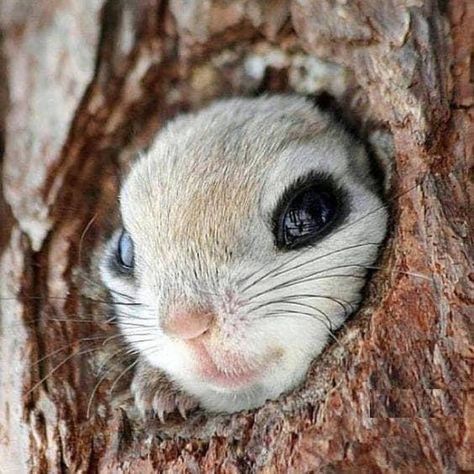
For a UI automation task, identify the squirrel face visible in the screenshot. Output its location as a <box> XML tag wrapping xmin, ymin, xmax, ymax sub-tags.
<box><xmin>101</xmin><ymin>96</ymin><xmax>388</xmax><ymax>413</ymax></box>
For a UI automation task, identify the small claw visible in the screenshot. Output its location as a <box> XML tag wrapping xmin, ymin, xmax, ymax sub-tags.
<box><xmin>133</xmin><ymin>394</ymin><xmax>148</xmax><ymax>417</ymax></box>
<box><xmin>177</xmin><ymin>401</ymin><xmax>188</xmax><ymax>420</ymax></box>
<box><xmin>130</xmin><ymin>363</ymin><xmax>198</xmax><ymax>422</ymax></box>
<box><xmin>156</xmin><ymin>408</ymin><xmax>166</xmax><ymax>424</ymax></box>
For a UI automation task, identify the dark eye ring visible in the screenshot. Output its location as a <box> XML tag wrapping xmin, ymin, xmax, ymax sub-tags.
<box><xmin>274</xmin><ymin>175</ymin><xmax>342</xmax><ymax>250</ymax></box>
<box><xmin>116</xmin><ymin>229</ymin><xmax>135</xmax><ymax>270</ymax></box>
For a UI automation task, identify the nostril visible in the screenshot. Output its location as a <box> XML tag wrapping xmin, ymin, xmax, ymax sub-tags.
<box><xmin>164</xmin><ymin>307</ymin><xmax>214</xmax><ymax>340</ymax></box>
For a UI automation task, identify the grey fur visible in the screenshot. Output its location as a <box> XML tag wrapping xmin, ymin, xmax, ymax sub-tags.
<box><xmin>101</xmin><ymin>95</ymin><xmax>388</xmax><ymax>415</ymax></box>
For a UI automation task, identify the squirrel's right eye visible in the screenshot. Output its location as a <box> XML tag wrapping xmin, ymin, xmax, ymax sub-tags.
<box><xmin>117</xmin><ymin>230</ymin><xmax>135</xmax><ymax>270</ymax></box>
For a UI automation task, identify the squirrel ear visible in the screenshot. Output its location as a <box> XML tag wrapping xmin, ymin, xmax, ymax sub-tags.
<box><xmin>307</xmin><ymin>91</ymin><xmax>337</xmax><ymax>111</ymax></box>
<box><xmin>367</xmin><ymin>129</ymin><xmax>395</xmax><ymax>197</ymax></box>
<box><xmin>307</xmin><ymin>92</ymin><xmax>362</xmax><ymax>143</ymax></box>
<box><xmin>308</xmin><ymin>92</ymin><xmax>394</xmax><ymax>197</ymax></box>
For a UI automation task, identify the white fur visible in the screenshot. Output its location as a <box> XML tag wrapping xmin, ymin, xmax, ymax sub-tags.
<box><xmin>101</xmin><ymin>96</ymin><xmax>388</xmax><ymax>413</ymax></box>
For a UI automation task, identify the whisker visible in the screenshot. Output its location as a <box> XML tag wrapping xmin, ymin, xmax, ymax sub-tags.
<box><xmin>262</xmin><ymin>310</ymin><xmax>344</xmax><ymax>347</ymax></box>
<box><xmin>30</xmin><ymin>336</ymin><xmax>114</xmax><ymax>367</ymax></box>
<box><xmin>114</xmin><ymin>315</ymin><xmax>157</xmax><ymax>329</ymax></box>
<box><xmin>247</xmin><ymin>262</ymin><xmax>432</xmax><ymax>304</ymax></box>
<box><xmin>86</xmin><ymin>346</ymin><xmax>139</xmax><ymax>418</ymax></box>
<box><xmin>100</xmin><ymin>331</ymin><xmax>152</xmax><ymax>346</ymax></box>
<box><xmin>283</xmin><ymin>294</ymin><xmax>355</xmax><ymax>315</ymax></box>
<box><xmin>26</xmin><ymin>347</ymin><xmax>99</xmax><ymax>397</ymax></box>
<box><xmin>250</xmin><ymin>298</ymin><xmax>337</xmax><ymax>332</ymax></box>
<box><xmin>240</xmin><ymin>242</ymin><xmax>380</xmax><ymax>295</ymax></box>
<box><xmin>108</xmin><ymin>358</ymin><xmax>141</xmax><ymax>396</ymax></box>
<box><xmin>78</xmin><ymin>213</ymin><xmax>99</xmax><ymax>267</ymax></box>
<box><xmin>246</xmin><ymin>270</ymin><xmax>366</xmax><ymax>302</ymax></box>
<box><xmin>77</xmin><ymin>273</ymin><xmax>135</xmax><ymax>302</ymax></box>
<box><xmin>2</xmin><ymin>315</ymin><xmax>156</xmax><ymax>332</ymax></box>
<box><xmin>265</xmin><ymin>244</ymin><xmax>380</xmax><ymax>283</ymax></box>
<box><xmin>0</xmin><ymin>295</ymin><xmax>141</xmax><ymax>306</ymax></box>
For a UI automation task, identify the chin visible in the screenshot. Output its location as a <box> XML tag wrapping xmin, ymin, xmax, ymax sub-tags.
<box><xmin>142</xmin><ymin>331</ymin><xmax>324</xmax><ymax>413</ymax></box>
<box><xmin>175</xmin><ymin>354</ymin><xmax>311</xmax><ymax>414</ymax></box>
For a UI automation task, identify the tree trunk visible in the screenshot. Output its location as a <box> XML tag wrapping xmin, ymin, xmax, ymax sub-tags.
<box><xmin>0</xmin><ymin>1</ymin><xmax>472</xmax><ymax>472</ymax></box>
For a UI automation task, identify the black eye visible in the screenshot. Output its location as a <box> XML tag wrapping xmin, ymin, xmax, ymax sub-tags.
<box><xmin>274</xmin><ymin>174</ymin><xmax>344</xmax><ymax>250</ymax></box>
<box><xmin>117</xmin><ymin>230</ymin><xmax>135</xmax><ymax>270</ymax></box>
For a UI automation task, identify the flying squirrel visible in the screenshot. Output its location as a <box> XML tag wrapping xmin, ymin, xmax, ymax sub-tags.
<box><xmin>100</xmin><ymin>95</ymin><xmax>388</xmax><ymax>418</ymax></box>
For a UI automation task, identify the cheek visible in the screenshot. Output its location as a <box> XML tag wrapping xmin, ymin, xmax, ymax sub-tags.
<box><xmin>146</xmin><ymin>339</ymin><xmax>198</xmax><ymax>378</ymax></box>
<box><xmin>241</xmin><ymin>316</ymin><xmax>328</xmax><ymax>359</ymax></box>
<box><xmin>108</xmin><ymin>280</ymin><xmax>138</xmax><ymax>303</ymax></box>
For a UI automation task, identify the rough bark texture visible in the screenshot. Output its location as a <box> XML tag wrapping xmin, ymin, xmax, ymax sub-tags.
<box><xmin>0</xmin><ymin>0</ymin><xmax>472</xmax><ymax>472</ymax></box>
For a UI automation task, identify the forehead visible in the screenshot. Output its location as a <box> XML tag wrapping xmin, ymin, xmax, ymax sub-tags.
<box><xmin>120</xmin><ymin>97</ymin><xmax>336</xmax><ymax>254</ymax></box>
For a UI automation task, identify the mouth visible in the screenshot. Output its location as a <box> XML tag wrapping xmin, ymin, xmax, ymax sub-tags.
<box><xmin>190</xmin><ymin>341</ymin><xmax>265</xmax><ymax>390</ymax></box>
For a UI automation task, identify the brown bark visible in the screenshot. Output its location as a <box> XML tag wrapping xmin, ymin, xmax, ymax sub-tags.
<box><xmin>0</xmin><ymin>0</ymin><xmax>472</xmax><ymax>472</ymax></box>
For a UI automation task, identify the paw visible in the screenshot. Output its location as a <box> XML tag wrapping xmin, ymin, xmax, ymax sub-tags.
<box><xmin>131</xmin><ymin>360</ymin><xmax>198</xmax><ymax>422</ymax></box>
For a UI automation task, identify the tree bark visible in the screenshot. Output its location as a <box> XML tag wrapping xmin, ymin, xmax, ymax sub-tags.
<box><xmin>0</xmin><ymin>0</ymin><xmax>472</xmax><ymax>472</ymax></box>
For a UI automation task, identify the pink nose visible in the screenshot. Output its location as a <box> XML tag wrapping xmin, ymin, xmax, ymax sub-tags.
<box><xmin>164</xmin><ymin>307</ymin><xmax>214</xmax><ymax>340</ymax></box>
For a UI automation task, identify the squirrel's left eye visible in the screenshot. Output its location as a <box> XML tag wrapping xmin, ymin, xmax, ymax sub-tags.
<box><xmin>117</xmin><ymin>230</ymin><xmax>135</xmax><ymax>270</ymax></box>
<box><xmin>274</xmin><ymin>175</ymin><xmax>343</xmax><ymax>251</ymax></box>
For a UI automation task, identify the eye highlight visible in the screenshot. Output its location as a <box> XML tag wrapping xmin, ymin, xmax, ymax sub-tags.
<box><xmin>116</xmin><ymin>229</ymin><xmax>135</xmax><ymax>270</ymax></box>
<box><xmin>273</xmin><ymin>173</ymin><xmax>345</xmax><ymax>250</ymax></box>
